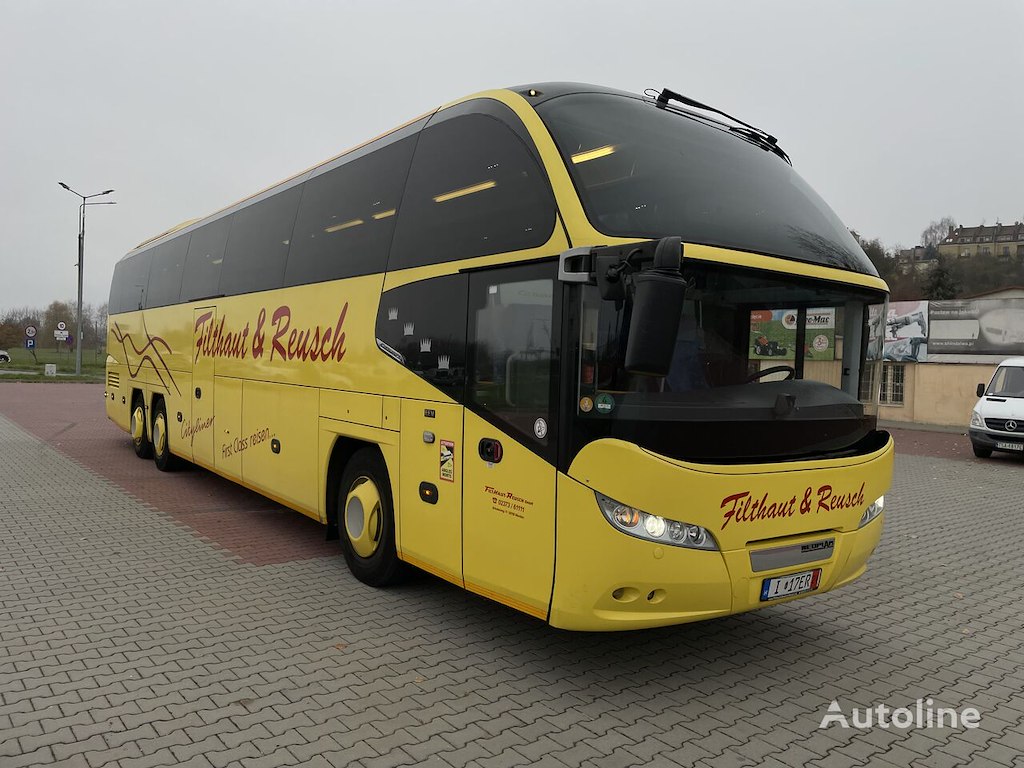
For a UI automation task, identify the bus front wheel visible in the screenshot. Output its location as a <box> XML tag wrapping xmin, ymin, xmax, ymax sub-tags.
<box><xmin>338</xmin><ymin>449</ymin><xmax>403</xmax><ymax>587</ymax></box>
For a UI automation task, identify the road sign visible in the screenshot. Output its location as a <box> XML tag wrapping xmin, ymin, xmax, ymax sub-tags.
<box><xmin>25</xmin><ymin>325</ymin><xmax>37</xmax><ymax>338</ymax></box>
<box><xmin>57</xmin><ymin>321</ymin><xmax>67</xmax><ymax>331</ymax></box>
<box><xmin>25</xmin><ymin>338</ymin><xmax>35</xmax><ymax>349</ymax></box>
<box><xmin>54</xmin><ymin>330</ymin><xmax>69</xmax><ymax>341</ymax></box>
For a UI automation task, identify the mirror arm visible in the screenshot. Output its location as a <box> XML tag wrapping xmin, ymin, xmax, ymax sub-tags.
<box><xmin>557</xmin><ymin>246</ymin><xmax>597</xmax><ymax>284</ymax></box>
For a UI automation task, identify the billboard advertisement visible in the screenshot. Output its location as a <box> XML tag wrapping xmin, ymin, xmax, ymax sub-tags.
<box><xmin>749</xmin><ymin>308</ymin><xmax>835</xmax><ymax>361</ymax></box>
<box><xmin>884</xmin><ymin>301</ymin><xmax>928</xmax><ymax>362</ymax></box>
<box><xmin>928</xmin><ymin>299</ymin><xmax>1024</xmax><ymax>355</ymax></box>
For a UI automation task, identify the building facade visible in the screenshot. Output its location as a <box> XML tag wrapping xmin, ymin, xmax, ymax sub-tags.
<box><xmin>896</xmin><ymin>244</ymin><xmax>934</xmax><ymax>273</ymax></box>
<box><xmin>938</xmin><ymin>222</ymin><xmax>1024</xmax><ymax>260</ymax></box>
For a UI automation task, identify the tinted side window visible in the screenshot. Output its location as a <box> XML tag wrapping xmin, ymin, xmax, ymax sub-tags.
<box><xmin>286</xmin><ymin>137</ymin><xmax>416</xmax><ymax>286</ymax></box>
<box><xmin>389</xmin><ymin>113</ymin><xmax>555</xmax><ymax>269</ymax></box>
<box><xmin>111</xmin><ymin>251</ymin><xmax>154</xmax><ymax>313</ymax></box>
<box><xmin>219</xmin><ymin>185</ymin><xmax>302</xmax><ymax>296</ymax></box>
<box><xmin>374</xmin><ymin>274</ymin><xmax>468</xmax><ymax>402</ymax></box>
<box><xmin>109</xmin><ymin>262</ymin><xmax>124</xmax><ymax>314</ymax></box>
<box><xmin>180</xmin><ymin>217</ymin><xmax>232</xmax><ymax>302</ymax></box>
<box><xmin>145</xmin><ymin>236</ymin><xmax>190</xmax><ymax>308</ymax></box>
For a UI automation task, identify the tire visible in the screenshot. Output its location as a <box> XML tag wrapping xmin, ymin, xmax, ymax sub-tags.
<box><xmin>130</xmin><ymin>394</ymin><xmax>152</xmax><ymax>459</ymax></box>
<box><xmin>972</xmin><ymin>444</ymin><xmax>992</xmax><ymax>459</ymax></box>
<box><xmin>152</xmin><ymin>399</ymin><xmax>182</xmax><ymax>471</ymax></box>
<box><xmin>338</xmin><ymin>448</ymin><xmax>404</xmax><ymax>586</ymax></box>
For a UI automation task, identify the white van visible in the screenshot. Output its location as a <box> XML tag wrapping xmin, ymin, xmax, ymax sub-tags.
<box><xmin>969</xmin><ymin>357</ymin><xmax>1024</xmax><ymax>458</ymax></box>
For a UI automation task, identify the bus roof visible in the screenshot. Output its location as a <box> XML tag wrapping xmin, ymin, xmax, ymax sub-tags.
<box><xmin>126</xmin><ymin>105</ymin><xmax>439</xmax><ymax>255</ymax></box>
<box><xmin>124</xmin><ymin>83</ymin><xmax>646</xmax><ymax>258</ymax></box>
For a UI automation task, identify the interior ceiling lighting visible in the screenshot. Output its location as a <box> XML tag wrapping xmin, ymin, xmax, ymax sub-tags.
<box><xmin>433</xmin><ymin>180</ymin><xmax>496</xmax><ymax>204</ymax></box>
<box><xmin>324</xmin><ymin>219</ymin><xmax>364</xmax><ymax>233</ymax></box>
<box><xmin>571</xmin><ymin>144</ymin><xmax>617</xmax><ymax>164</ymax></box>
<box><xmin>372</xmin><ymin>209</ymin><xmax>396</xmax><ymax>220</ymax></box>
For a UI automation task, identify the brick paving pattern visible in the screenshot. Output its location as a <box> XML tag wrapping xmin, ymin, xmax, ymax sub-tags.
<box><xmin>0</xmin><ymin>384</ymin><xmax>334</xmax><ymax>566</ymax></box>
<box><xmin>1</xmin><ymin>383</ymin><xmax>1023</xmax><ymax>767</ymax></box>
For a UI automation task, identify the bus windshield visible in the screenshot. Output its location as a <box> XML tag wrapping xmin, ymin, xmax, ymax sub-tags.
<box><xmin>572</xmin><ymin>260</ymin><xmax>887</xmax><ymax>464</ymax></box>
<box><xmin>537</xmin><ymin>92</ymin><xmax>876</xmax><ymax>276</ymax></box>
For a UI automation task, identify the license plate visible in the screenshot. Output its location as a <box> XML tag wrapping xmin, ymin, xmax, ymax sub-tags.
<box><xmin>996</xmin><ymin>441</ymin><xmax>1023</xmax><ymax>451</ymax></box>
<box><xmin>760</xmin><ymin>568</ymin><xmax>822</xmax><ymax>601</ymax></box>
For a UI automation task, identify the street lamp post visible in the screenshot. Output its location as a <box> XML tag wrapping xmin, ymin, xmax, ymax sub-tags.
<box><xmin>59</xmin><ymin>182</ymin><xmax>115</xmax><ymax>376</ymax></box>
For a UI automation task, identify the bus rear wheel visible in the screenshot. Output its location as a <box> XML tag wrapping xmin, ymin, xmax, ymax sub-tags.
<box><xmin>338</xmin><ymin>449</ymin><xmax>403</xmax><ymax>587</ymax></box>
<box><xmin>130</xmin><ymin>394</ymin><xmax>152</xmax><ymax>459</ymax></box>
<box><xmin>152</xmin><ymin>399</ymin><xmax>182</xmax><ymax>472</ymax></box>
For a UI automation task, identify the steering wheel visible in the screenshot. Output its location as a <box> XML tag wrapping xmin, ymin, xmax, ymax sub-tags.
<box><xmin>746</xmin><ymin>365</ymin><xmax>796</xmax><ymax>383</ymax></box>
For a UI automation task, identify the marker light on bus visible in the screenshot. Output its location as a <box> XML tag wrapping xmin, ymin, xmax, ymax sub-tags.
<box><xmin>858</xmin><ymin>496</ymin><xmax>885</xmax><ymax>528</ymax></box>
<box><xmin>596</xmin><ymin>493</ymin><xmax>718</xmax><ymax>550</ymax></box>
<box><xmin>611</xmin><ymin>505</ymin><xmax>640</xmax><ymax>528</ymax></box>
<box><xmin>643</xmin><ymin>514</ymin><xmax>666</xmax><ymax>538</ymax></box>
<box><xmin>669</xmin><ymin>521</ymin><xmax>713</xmax><ymax>549</ymax></box>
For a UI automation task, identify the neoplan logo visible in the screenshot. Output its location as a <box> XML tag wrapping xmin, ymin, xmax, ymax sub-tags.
<box><xmin>801</xmin><ymin>540</ymin><xmax>834</xmax><ymax>554</ymax></box>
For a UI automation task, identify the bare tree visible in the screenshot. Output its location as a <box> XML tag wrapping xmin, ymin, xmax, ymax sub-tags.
<box><xmin>921</xmin><ymin>216</ymin><xmax>957</xmax><ymax>247</ymax></box>
<box><xmin>0</xmin><ymin>318</ymin><xmax>20</xmax><ymax>349</ymax></box>
<box><xmin>42</xmin><ymin>300</ymin><xmax>76</xmax><ymax>352</ymax></box>
<box><xmin>96</xmin><ymin>302</ymin><xmax>108</xmax><ymax>349</ymax></box>
<box><xmin>0</xmin><ymin>306</ymin><xmax>43</xmax><ymax>359</ymax></box>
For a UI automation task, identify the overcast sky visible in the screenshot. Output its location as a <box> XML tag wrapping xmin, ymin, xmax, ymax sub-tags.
<box><xmin>2</xmin><ymin>0</ymin><xmax>1022</xmax><ymax>312</ymax></box>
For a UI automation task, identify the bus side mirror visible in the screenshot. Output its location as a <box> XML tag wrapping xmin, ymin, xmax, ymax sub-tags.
<box><xmin>977</xmin><ymin>383</ymin><xmax>985</xmax><ymax>397</ymax></box>
<box><xmin>624</xmin><ymin>237</ymin><xmax>685</xmax><ymax>376</ymax></box>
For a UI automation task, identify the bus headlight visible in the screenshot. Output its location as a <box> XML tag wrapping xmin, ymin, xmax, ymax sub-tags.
<box><xmin>858</xmin><ymin>495</ymin><xmax>885</xmax><ymax>528</ymax></box>
<box><xmin>596</xmin><ymin>493</ymin><xmax>718</xmax><ymax>550</ymax></box>
<box><xmin>970</xmin><ymin>411</ymin><xmax>984</xmax><ymax>428</ymax></box>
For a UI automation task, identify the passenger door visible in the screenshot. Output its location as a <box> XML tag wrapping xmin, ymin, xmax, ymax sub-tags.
<box><xmin>462</xmin><ymin>263</ymin><xmax>560</xmax><ymax>620</ymax></box>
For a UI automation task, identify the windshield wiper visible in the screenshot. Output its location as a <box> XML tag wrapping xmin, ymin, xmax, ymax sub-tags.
<box><xmin>650</xmin><ymin>87</ymin><xmax>792</xmax><ymax>165</ymax></box>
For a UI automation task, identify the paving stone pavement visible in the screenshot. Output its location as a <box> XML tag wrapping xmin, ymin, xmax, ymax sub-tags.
<box><xmin>1</xmin><ymin>385</ymin><xmax>1023</xmax><ymax>768</ymax></box>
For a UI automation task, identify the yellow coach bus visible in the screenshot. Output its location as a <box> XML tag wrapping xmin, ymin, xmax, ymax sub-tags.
<box><xmin>105</xmin><ymin>83</ymin><xmax>892</xmax><ymax>630</ymax></box>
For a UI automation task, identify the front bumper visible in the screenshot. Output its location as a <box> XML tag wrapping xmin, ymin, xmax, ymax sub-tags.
<box><xmin>969</xmin><ymin>428</ymin><xmax>1024</xmax><ymax>453</ymax></box>
<box><xmin>549</xmin><ymin>469</ymin><xmax>887</xmax><ymax>631</ymax></box>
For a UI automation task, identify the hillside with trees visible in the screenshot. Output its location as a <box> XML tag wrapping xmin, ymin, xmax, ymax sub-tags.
<box><xmin>856</xmin><ymin>218</ymin><xmax>1024</xmax><ymax>301</ymax></box>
